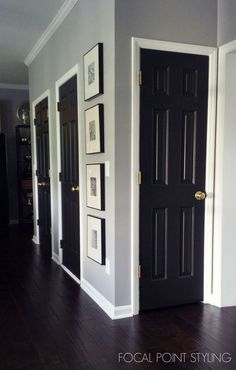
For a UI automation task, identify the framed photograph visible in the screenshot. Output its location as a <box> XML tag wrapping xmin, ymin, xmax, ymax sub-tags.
<box><xmin>85</xmin><ymin>104</ymin><xmax>104</xmax><ymax>154</ymax></box>
<box><xmin>86</xmin><ymin>164</ymin><xmax>105</xmax><ymax>210</ymax></box>
<box><xmin>87</xmin><ymin>215</ymin><xmax>105</xmax><ymax>265</ymax></box>
<box><xmin>84</xmin><ymin>43</ymin><xmax>103</xmax><ymax>101</ymax></box>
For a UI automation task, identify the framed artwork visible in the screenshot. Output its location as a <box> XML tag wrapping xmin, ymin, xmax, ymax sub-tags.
<box><xmin>85</xmin><ymin>104</ymin><xmax>104</xmax><ymax>154</ymax></box>
<box><xmin>86</xmin><ymin>163</ymin><xmax>105</xmax><ymax>210</ymax></box>
<box><xmin>87</xmin><ymin>215</ymin><xmax>105</xmax><ymax>265</ymax></box>
<box><xmin>84</xmin><ymin>43</ymin><xmax>103</xmax><ymax>101</ymax></box>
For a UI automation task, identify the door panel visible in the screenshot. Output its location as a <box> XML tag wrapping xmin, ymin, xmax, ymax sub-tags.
<box><xmin>59</xmin><ymin>76</ymin><xmax>80</xmax><ymax>279</ymax></box>
<box><xmin>35</xmin><ymin>98</ymin><xmax>51</xmax><ymax>255</ymax></box>
<box><xmin>139</xmin><ymin>49</ymin><xmax>209</xmax><ymax>310</ymax></box>
<box><xmin>181</xmin><ymin>111</ymin><xmax>197</xmax><ymax>184</ymax></box>
<box><xmin>153</xmin><ymin>109</ymin><xmax>169</xmax><ymax>185</ymax></box>
<box><xmin>152</xmin><ymin>208</ymin><xmax>167</xmax><ymax>280</ymax></box>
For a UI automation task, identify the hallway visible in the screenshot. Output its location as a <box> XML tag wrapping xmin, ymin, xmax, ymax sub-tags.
<box><xmin>0</xmin><ymin>226</ymin><xmax>236</xmax><ymax>370</ymax></box>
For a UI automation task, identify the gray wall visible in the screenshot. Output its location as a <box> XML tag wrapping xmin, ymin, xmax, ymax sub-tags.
<box><xmin>218</xmin><ymin>0</ymin><xmax>236</xmax><ymax>45</ymax></box>
<box><xmin>114</xmin><ymin>0</ymin><xmax>217</xmax><ymax>306</ymax></box>
<box><xmin>29</xmin><ymin>0</ymin><xmax>115</xmax><ymax>304</ymax></box>
<box><xmin>0</xmin><ymin>88</ymin><xmax>29</xmax><ymax>223</ymax></box>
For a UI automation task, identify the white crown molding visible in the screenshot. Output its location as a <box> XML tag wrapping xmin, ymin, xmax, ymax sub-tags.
<box><xmin>81</xmin><ymin>278</ymin><xmax>133</xmax><ymax>320</ymax></box>
<box><xmin>24</xmin><ymin>0</ymin><xmax>79</xmax><ymax>67</ymax></box>
<box><xmin>0</xmin><ymin>83</ymin><xmax>29</xmax><ymax>90</ymax></box>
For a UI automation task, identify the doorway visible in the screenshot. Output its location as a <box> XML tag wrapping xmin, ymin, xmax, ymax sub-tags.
<box><xmin>34</xmin><ymin>97</ymin><xmax>51</xmax><ymax>256</ymax></box>
<box><xmin>57</xmin><ymin>74</ymin><xmax>80</xmax><ymax>279</ymax></box>
<box><xmin>131</xmin><ymin>38</ymin><xmax>217</xmax><ymax>314</ymax></box>
<box><xmin>139</xmin><ymin>49</ymin><xmax>209</xmax><ymax>310</ymax></box>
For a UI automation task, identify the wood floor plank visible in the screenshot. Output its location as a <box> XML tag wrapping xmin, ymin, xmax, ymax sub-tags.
<box><xmin>0</xmin><ymin>226</ymin><xmax>236</xmax><ymax>369</ymax></box>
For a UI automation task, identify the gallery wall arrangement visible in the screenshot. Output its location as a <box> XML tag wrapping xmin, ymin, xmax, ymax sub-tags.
<box><xmin>84</xmin><ymin>42</ymin><xmax>106</xmax><ymax>266</ymax></box>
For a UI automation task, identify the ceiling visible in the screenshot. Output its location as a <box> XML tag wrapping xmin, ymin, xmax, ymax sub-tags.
<box><xmin>0</xmin><ymin>0</ymin><xmax>65</xmax><ymax>85</ymax></box>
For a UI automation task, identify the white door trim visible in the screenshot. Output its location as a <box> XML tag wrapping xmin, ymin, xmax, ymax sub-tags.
<box><xmin>131</xmin><ymin>37</ymin><xmax>218</xmax><ymax>315</ymax></box>
<box><xmin>55</xmin><ymin>64</ymin><xmax>84</xmax><ymax>283</ymax></box>
<box><xmin>213</xmin><ymin>39</ymin><xmax>236</xmax><ymax>307</ymax></box>
<box><xmin>32</xmin><ymin>90</ymin><xmax>52</xmax><ymax>247</ymax></box>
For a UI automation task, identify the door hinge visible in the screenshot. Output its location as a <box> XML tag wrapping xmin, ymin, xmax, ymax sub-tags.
<box><xmin>60</xmin><ymin>240</ymin><xmax>63</xmax><ymax>249</ymax></box>
<box><xmin>59</xmin><ymin>172</ymin><xmax>62</xmax><ymax>182</ymax></box>
<box><xmin>34</xmin><ymin>118</ymin><xmax>37</xmax><ymax>125</ymax></box>
<box><xmin>139</xmin><ymin>70</ymin><xmax>142</xmax><ymax>86</ymax></box>
<box><xmin>57</xmin><ymin>102</ymin><xmax>61</xmax><ymax>112</ymax></box>
<box><xmin>46</xmin><ymin>109</ymin><xmax>49</xmax><ymax>118</ymax></box>
<box><xmin>138</xmin><ymin>171</ymin><xmax>142</xmax><ymax>185</ymax></box>
<box><xmin>138</xmin><ymin>265</ymin><xmax>142</xmax><ymax>278</ymax></box>
<box><xmin>48</xmin><ymin>169</ymin><xmax>50</xmax><ymax>178</ymax></box>
<box><xmin>36</xmin><ymin>169</ymin><xmax>39</xmax><ymax>177</ymax></box>
<box><xmin>37</xmin><ymin>219</ymin><xmax>40</xmax><ymax>226</ymax></box>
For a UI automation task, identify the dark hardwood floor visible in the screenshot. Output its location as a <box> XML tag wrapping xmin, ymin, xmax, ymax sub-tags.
<box><xmin>0</xmin><ymin>226</ymin><xmax>235</xmax><ymax>369</ymax></box>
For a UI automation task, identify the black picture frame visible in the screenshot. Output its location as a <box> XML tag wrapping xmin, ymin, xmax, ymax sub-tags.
<box><xmin>86</xmin><ymin>163</ymin><xmax>105</xmax><ymax>210</ymax></box>
<box><xmin>85</xmin><ymin>104</ymin><xmax>104</xmax><ymax>154</ymax></box>
<box><xmin>87</xmin><ymin>215</ymin><xmax>106</xmax><ymax>265</ymax></box>
<box><xmin>83</xmin><ymin>43</ymin><xmax>104</xmax><ymax>101</ymax></box>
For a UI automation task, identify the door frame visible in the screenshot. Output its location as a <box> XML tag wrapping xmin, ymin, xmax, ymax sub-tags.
<box><xmin>131</xmin><ymin>37</ymin><xmax>217</xmax><ymax>315</ymax></box>
<box><xmin>32</xmin><ymin>90</ymin><xmax>53</xmax><ymax>248</ymax></box>
<box><xmin>55</xmin><ymin>64</ymin><xmax>83</xmax><ymax>284</ymax></box>
<box><xmin>214</xmin><ymin>39</ymin><xmax>236</xmax><ymax>307</ymax></box>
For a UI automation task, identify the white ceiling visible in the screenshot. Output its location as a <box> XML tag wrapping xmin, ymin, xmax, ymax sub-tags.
<box><xmin>0</xmin><ymin>0</ymin><xmax>65</xmax><ymax>85</ymax></box>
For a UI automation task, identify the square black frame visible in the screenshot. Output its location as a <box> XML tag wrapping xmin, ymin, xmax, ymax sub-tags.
<box><xmin>83</xmin><ymin>43</ymin><xmax>104</xmax><ymax>101</ymax></box>
<box><xmin>85</xmin><ymin>104</ymin><xmax>104</xmax><ymax>154</ymax></box>
<box><xmin>87</xmin><ymin>215</ymin><xmax>106</xmax><ymax>265</ymax></box>
<box><xmin>86</xmin><ymin>163</ymin><xmax>105</xmax><ymax>210</ymax></box>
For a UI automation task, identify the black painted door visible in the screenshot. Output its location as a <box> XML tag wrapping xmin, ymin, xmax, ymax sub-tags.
<box><xmin>139</xmin><ymin>49</ymin><xmax>209</xmax><ymax>310</ymax></box>
<box><xmin>35</xmin><ymin>98</ymin><xmax>51</xmax><ymax>256</ymax></box>
<box><xmin>59</xmin><ymin>76</ymin><xmax>80</xmax><ymax>279</ymax></box>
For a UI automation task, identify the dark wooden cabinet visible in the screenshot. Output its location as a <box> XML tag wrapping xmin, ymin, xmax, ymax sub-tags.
<box><xmin>16</xmin><ymin>125</ymin><xmax>33</xmax><ymax>224</ymax></box>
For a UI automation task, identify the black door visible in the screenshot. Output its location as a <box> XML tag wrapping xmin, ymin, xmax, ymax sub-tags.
<box><xmin>139</xmin><ymin>49</ymin><xmax>209</xmax><ymax>310</ymax></box>
<box><xmin>59</xmin><ymin>76</ymin><xmax>80</xmax><ymax>279</ymax></box>
<box><xmin>35</xmin><ymin>98</ymin><xmax>51</xmax><ymax>256</ymax></box>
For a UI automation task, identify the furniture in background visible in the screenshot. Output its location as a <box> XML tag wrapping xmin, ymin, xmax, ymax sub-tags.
<box><xmin>16</xmin><ymin>125</ymin><xmax>33</xmax><ymax>225</ymax></box>
<box><xmin>0</xmin><ymin>133</ymin><xmax>9</xmax><ymax>228</ymax></box>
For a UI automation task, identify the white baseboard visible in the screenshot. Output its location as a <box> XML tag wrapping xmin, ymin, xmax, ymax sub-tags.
<box><xmin>203</xmin><ymin>293</ymin><xmax>221</xmax><ymax>308</ymax></box>
<box><xmin>9</xmin><ymin>219</ymin><xmax>18</xmax><ymax>225</ymax></box>
<box><xmin>52</xmin><ymin>252</ymin><xmax>61</xmax><ymax>265</ymax></box>
<box><xmin>61</xmin><ymin>264</ymin><xmax>81</xmax><ymax>285</ymax></box>
<box><xmin>32</xmin><ymin>235</ymin><xmax>39</xmax><ymax>245</ymax></box>
<box><xmin>113</xmin><ymin>305</ymin><xmax>133</xmax><ymax>320</ymax></box>
<box><xmin>218</xmin><ymin>298</ymin><xmax>236</xmax><ymax>307</ymax></box>
<box><xmin>81</xmin><ymin>278</ymin><xmax>133</xmax><ymax>320</ymax></box>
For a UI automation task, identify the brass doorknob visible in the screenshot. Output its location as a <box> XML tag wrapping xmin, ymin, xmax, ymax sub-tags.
<box><xmin>195</xmin><ymin>191</ymin><xmax>206</xmax><ymax>201</ymax></box>
<box><xmin>38</xmin><ymin>181</ymin><xmax>46</xmax><ymax>187</ymax></box>
<box><xmin>71</xmin><ymin>185</ymin><xmax>79</xmax><ymax>192</ymax></box>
